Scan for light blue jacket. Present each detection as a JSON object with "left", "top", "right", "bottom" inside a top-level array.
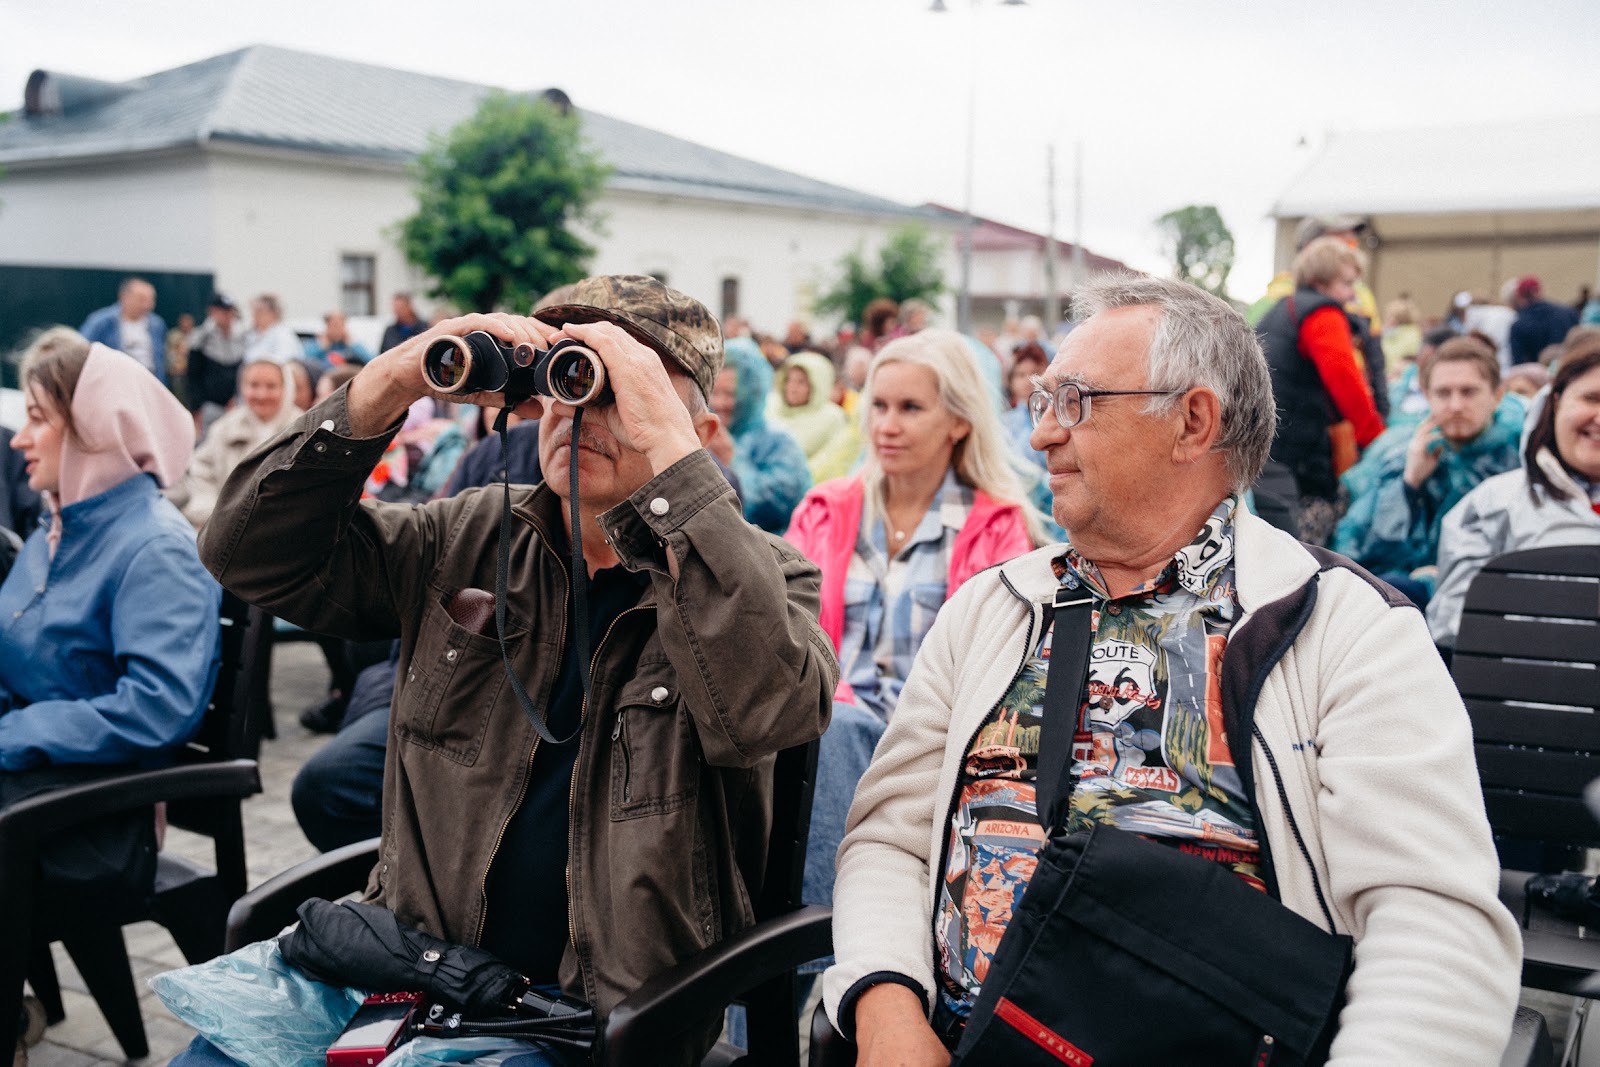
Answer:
[
  {"left": 0, "top": 474, "right": 220, "bottom": 770},
  {"left": 80, "top": 304, "right": 169, "bottom": 387},
  {"left": 1332, "top": 393, "right": 1526, "bottom": 580}
]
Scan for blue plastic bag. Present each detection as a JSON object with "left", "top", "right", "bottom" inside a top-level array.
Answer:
[
  {"left": 377, "top": 1036, "right": 563, "bottom": 1065},
  {"left": 149, "top": 937, "right": 369, "bottom": 1067}
]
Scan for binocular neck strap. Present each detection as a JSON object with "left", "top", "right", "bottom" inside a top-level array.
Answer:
[{"left": 493, "top": 406, "right": 590, "bottom": 745}]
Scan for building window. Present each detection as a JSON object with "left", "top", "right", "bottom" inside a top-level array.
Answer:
[
  {"left": 720, "top": 276, "right": 740, "bottom": 319},
  {"left": 341, "top": 254, "right": 376, "bottom": 316}
]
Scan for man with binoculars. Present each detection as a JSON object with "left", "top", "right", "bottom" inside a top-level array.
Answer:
[{"left": 195, "top": 274, "right": 836, "bottom": 1065}]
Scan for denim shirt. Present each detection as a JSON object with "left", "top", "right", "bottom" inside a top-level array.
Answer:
[
  {"left": 0, "top": 474, "right": 221, "bottom": 770},
  {"left": 839, "top": 471, "right": 974, "bottom": 721}
]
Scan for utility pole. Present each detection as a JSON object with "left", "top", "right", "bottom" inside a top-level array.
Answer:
[
  {"left": 1072, "top": 140, "right": 1087, "bottom": 297},
  {"left": 958, "top": 68, "right": 977, "bottom": 335},
  {"left": 1044, "top": 143, "right": 1060, "bottom": 328}
]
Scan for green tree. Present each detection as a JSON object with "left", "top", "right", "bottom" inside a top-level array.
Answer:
[
  {"left": 1155, "top": 205, "right": 1235, "bottom": 299},
  {"left": 400, "top": 91, "right": 610, "bottom": 313},
  {"left": 815, "top": 224, "right": 946, "bottom": 324}
]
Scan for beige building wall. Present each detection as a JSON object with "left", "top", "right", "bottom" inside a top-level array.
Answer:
[{"left": 1275, "top": 209, "right": 1600, "bottom": 322}]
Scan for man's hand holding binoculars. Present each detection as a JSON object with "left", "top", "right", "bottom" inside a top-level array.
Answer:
[
  {"left": 347, "top": 313, "right": 552, "bottom": 438},
  {"left": 346, "top": 314, "right": 705, "bottom": 477},
  {"left": 559, "top": 320, "right": 705, "bottom": 478}
]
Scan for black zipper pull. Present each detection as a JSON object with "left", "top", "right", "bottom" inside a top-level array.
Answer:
[{"left": 1253, "top": 1034, "right": 1275, "bottom": 1066}]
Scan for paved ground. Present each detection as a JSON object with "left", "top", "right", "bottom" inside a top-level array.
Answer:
[
  {"left": 19, "top": 640, "right": 1592, "bottom": 1064},
  {"left": 28, "top": 641, "right": 334, "bottom": 1066}
]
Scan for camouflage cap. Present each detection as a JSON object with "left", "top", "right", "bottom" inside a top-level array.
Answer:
[{"left": 533, "top": 274, "right": 724, "bottom": 399}]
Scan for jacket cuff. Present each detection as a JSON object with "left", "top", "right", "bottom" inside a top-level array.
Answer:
[
  {"left": 601, "top": 449, "right": 734, "bottom": 566},
  {"left": 836, "top": 971, "right": 930, "bottom": 1042},
  {"left": 283, "top": 385, "right": 405, "bottom": 472}
]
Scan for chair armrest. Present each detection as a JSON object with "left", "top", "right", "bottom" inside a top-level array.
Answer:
[
  {"left": 1500, "top": 1006, "right": 1554, "bottom": 1067},
  {"left": 810, "top": 1001, "right": 856, "bottom": 1067},
  {"left": 0, "top": 759, "right": 260, "bottom": 844},
  {"left": 225, "top": 837, "right": 382, "bottom": 951},
  {"left": 602, "top": 904, "right": 832, "bottom": 1064}
]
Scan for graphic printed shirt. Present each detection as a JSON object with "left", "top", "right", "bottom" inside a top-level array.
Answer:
[
  {"left": 934, "top": 496, "right": 1257, "bottom": 1018},
  {"left": 839, "top": 471, "right": 973, "bottom": 721}
]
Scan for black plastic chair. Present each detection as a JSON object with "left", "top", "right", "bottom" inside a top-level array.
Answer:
[
  {"left": 0, "top": 591, "right": 271, "bottom": 1059},
  {"left": 225, "top": 738, "right": 831, "bottom": 1066},
  {"left": 1451, "top": 544, "right": 1600, "bottom": 995}
]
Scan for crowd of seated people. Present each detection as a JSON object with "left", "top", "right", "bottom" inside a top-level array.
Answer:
[{"left": 7, "top": 259, "right": 1600, "bottom": 1065}]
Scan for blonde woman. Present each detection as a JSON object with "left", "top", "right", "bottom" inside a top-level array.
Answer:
[
  {"left": 785, "top": 328, "right": 1043, "bottom": 906},
  {"left": 788, "top": 328, "right": 1044, "bottom": 720}
]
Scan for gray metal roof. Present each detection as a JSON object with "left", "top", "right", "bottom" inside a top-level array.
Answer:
[{"left": 0, "top": 45, "right": 932, "bottom": 220}]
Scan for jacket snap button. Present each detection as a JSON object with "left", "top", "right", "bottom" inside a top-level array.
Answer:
[
  {"left": 422, "top": 949, "right": 441, "bottom": 962},
  {"left": 649, "top": 497, "right": 670, "bottom": 516},
  {"left": 408, "top": 671, "right": 415, "bottom": 682},
  {"left": 651, "top": 686, "right": 669, "bottom": 703},
  {"left": 313, "top": 442, "right": 327, "bottom": 453},
  {"left": 445, "top": 649, "right": 458, "bottom": 662},
  {"left": 320, "top": 419, "right": 335, "bottom": 432}
]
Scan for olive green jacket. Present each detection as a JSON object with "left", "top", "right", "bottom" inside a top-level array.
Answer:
[{"left": 199, "top": 391, "right": 835, "bottom": 1058}]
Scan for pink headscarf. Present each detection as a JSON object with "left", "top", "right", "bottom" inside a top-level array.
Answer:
[{"left": 44, "top": 343, "right": 194, "bottom": 552}]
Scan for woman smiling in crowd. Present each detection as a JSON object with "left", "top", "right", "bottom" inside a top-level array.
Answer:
[
  {"left": 169, "top": 358, "right": 303, "bottom": 528},
  {"left": 1429, "top": 334, "right": 1600, "bottom": 647}
]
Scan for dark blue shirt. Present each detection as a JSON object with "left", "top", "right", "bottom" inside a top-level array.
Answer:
[{"left": 478, "top": 555, "right": 648, "bottom": 984}]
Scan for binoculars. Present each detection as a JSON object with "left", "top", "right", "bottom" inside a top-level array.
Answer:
[{"left": 422, "top": 332, "right": 609, "bottom": 407}]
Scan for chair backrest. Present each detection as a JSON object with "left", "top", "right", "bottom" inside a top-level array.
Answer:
[
  {"left": 182, "top": 592, "right": 273, "bottom": 762},
  {"left": 754, "top": 739, "right": 820, "bottom": 921},
  {"left": 1454, "top": 544, "right": 1600, "bottom": 848}
]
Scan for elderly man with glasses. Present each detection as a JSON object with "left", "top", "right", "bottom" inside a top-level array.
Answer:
[{"left": 822, "top": 276, "right": 1518, "bottom": 1065}]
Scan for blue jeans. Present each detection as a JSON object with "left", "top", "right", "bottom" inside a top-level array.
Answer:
[
  {"left": 802, "top": 700, "right": 887, "bottom": 907},
  {"left": 292, "top": 705, "right": 389, "bottom": 851},
  {"left": 170, "top": 1035, "right": 243, "bottom": 1066}
]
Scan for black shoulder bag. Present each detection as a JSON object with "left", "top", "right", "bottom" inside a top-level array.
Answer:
[{"left": 952, "top": 587, "right": 1354, "bottom": 1067}]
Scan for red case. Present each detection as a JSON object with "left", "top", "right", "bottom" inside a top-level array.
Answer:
[{"left": 326, "top": 991, "right": 423, "bottom": 1067}]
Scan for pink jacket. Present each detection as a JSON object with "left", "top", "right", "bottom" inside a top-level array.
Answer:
[{"left": 783, "top": 474, "right": 1033, "bottom": 655}]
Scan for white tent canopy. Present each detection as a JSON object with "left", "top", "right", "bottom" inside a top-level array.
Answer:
[{"left": 1274, "top": 114, "right": 1600, "bottom": 218}]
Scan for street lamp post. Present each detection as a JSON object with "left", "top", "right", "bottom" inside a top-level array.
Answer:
[{"left": 932, "top": 0, "right": 1026, "bottom": 336}]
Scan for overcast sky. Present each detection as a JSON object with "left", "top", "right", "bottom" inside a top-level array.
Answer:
[{"left": 4, "top": 0, "right": 1597, "bottom": 303}]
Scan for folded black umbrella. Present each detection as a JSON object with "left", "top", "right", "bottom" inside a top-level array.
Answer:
[{"left": 279, "top": 899, "right": 527, "bottom": 1016}]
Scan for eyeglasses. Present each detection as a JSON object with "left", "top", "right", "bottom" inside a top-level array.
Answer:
[{"left": 1027, "top": 378, "right": 1186, "bottom": 429}]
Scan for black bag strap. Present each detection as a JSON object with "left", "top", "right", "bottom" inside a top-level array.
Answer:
[
  {"left": 1035, "top": 584, "right": 1095, "bottom": 836},
  {"left": 492, "top": 405, "right": 588, "bottom": 745}
]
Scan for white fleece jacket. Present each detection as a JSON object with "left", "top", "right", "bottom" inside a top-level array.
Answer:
[{"left": 823, "top": 506, "right": 1521, "bottom": 1065}]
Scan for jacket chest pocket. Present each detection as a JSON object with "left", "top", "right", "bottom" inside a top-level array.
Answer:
[
  {"left": 610, "top": 663, "right": 700, "bottom": 820},
  {"left": 395, "top": 595, "right": 524, "bottom": 766}
]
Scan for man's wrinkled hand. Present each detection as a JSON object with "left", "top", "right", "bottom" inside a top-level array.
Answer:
[{"left": 560, "top": 321, "right": 703, "bottom": 475}]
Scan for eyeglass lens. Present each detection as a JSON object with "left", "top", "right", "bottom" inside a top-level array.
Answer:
[{"left": 1029, "top": 383, "right": 1083, "bottom": 428}]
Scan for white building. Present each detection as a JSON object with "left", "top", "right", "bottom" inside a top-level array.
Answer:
[
  {"left": 925, "top": 205, "right": 1135, "bottom": 330},
  {"left": 0, "top": 45, "right": 956, "bottom": 352}
]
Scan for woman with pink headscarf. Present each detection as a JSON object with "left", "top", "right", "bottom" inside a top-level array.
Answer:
[{"left": 0, "top": 328, "right": 220, "bottom": 777}]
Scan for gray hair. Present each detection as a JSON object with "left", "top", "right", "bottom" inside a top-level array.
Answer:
[{"left": 1072, "top": 275, "right": 1275, "bottom": 489}]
